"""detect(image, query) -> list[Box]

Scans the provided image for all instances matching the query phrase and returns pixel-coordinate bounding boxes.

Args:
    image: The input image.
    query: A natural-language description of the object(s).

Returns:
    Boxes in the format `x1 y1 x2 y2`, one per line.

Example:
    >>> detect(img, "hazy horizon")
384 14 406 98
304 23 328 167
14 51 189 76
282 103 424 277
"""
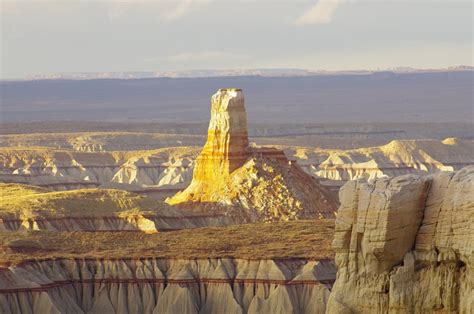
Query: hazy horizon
1 0 472 79
2 72 472 124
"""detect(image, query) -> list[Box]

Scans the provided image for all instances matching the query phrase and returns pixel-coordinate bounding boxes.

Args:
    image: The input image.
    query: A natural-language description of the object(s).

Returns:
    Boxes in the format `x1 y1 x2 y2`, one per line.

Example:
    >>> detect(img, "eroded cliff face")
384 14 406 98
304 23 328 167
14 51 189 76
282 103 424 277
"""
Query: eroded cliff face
0 148 198 191
294 138 474 181
327 166 474 314
0 258 335 314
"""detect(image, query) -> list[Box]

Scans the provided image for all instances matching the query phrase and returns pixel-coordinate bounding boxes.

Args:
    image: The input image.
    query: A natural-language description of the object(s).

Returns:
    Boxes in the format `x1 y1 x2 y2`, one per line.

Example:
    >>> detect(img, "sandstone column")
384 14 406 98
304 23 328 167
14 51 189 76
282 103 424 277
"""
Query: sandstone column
167 88 250 204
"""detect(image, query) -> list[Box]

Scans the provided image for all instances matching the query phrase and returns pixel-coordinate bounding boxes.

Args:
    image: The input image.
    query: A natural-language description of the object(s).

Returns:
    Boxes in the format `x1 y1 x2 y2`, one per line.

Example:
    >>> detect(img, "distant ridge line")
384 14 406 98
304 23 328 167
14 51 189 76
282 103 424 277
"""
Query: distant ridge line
2 66 472 81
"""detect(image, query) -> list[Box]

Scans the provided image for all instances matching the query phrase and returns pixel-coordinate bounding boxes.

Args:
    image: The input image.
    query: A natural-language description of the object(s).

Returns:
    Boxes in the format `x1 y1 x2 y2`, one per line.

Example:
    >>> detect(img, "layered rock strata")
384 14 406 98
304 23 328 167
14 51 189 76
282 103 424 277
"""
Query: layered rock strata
327 166 474 313
0 148 198 191
2 139 473 193
0 213 235 232
293 138 474 181
0 258 335 314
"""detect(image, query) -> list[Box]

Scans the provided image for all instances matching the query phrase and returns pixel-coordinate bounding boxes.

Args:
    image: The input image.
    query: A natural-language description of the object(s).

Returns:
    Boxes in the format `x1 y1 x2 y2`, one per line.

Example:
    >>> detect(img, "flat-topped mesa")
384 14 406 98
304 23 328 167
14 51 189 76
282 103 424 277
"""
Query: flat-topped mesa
167 88 250 204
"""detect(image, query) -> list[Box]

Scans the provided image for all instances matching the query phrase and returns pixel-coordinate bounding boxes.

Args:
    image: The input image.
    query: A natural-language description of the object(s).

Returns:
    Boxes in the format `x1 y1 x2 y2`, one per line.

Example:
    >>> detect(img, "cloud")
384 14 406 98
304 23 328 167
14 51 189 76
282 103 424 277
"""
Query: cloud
102 0 213 21
166 51 250 62
0 0 213 21
295 0 346 25
163 0 196 21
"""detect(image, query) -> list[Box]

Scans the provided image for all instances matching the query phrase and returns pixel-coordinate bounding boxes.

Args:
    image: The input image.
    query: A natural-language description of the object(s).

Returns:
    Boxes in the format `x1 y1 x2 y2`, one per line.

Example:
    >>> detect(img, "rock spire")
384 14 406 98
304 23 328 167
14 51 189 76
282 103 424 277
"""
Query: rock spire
167 88 250 204
167 88 338 221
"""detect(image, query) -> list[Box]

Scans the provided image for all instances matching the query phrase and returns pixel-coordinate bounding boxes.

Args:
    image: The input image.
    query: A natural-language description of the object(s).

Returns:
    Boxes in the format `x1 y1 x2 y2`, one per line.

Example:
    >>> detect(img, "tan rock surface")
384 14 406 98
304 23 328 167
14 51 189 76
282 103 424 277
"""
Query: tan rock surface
168 88 250 204
327 166 474 313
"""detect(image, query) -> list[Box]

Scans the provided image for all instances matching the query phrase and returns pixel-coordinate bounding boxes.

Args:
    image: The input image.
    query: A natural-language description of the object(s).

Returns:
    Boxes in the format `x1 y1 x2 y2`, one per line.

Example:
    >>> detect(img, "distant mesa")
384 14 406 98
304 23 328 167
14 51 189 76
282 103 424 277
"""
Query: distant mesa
167 88 338 221
442 137 458 145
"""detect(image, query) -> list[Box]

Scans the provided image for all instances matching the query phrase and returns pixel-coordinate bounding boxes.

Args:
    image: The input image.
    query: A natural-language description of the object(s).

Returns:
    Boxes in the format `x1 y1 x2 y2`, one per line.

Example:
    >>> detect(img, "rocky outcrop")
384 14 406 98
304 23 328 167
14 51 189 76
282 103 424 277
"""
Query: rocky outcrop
201 151 337 221
327 166 474 313
167 89 338 220
0 258 335 314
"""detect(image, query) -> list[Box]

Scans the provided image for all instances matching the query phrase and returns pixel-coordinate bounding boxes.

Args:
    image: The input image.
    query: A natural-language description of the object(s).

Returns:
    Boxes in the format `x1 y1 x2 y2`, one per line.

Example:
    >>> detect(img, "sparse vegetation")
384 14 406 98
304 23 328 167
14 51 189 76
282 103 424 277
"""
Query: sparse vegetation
0 219 335 266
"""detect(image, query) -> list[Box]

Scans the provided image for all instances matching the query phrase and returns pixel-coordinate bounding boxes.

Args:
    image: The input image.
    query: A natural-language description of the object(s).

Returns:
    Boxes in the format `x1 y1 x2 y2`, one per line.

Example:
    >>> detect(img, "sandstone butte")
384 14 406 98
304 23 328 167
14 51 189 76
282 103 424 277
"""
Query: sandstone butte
167 88 249 204
166 88 338 221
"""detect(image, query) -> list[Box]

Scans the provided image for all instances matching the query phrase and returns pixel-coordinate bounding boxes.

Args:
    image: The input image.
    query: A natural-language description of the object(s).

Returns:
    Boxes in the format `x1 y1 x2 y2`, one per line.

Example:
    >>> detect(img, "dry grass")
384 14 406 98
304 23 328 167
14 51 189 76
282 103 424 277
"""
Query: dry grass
0 219 335 266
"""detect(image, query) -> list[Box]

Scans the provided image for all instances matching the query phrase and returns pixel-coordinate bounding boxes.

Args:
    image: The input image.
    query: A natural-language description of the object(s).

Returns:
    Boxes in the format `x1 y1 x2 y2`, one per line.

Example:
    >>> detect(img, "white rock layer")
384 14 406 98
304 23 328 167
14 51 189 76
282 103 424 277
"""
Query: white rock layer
0 258 335 314
327 166 474 313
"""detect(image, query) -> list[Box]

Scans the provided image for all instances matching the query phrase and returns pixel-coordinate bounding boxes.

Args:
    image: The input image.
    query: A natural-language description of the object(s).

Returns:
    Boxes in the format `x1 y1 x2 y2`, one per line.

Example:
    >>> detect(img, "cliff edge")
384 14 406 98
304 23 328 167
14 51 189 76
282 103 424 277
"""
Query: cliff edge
327 166 474 313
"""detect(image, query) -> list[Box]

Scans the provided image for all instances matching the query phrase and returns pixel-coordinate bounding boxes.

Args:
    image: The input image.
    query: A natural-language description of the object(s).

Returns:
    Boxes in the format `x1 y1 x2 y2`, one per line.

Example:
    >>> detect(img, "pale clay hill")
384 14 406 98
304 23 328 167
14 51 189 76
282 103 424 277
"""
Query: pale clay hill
0 138 472 193
0 147 200 191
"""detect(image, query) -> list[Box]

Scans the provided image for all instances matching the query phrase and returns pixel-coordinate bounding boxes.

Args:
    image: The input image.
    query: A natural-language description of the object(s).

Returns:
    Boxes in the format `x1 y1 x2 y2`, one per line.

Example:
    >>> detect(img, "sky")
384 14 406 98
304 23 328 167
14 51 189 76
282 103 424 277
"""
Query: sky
1 0 473 79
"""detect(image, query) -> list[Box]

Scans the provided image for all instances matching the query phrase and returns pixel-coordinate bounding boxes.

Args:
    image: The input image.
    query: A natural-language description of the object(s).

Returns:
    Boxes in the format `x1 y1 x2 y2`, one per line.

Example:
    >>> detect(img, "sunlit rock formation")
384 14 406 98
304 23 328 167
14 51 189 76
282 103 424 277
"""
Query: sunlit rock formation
327 166 474 313
168 88 250 204
167 89 338 220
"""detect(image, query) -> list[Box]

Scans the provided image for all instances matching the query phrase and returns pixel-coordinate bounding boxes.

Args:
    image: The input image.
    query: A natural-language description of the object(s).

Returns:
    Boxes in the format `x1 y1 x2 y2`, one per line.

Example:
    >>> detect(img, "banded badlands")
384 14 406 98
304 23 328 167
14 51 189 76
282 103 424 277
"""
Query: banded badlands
0 88 472 313
1 139 472 194
0 220 337 314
